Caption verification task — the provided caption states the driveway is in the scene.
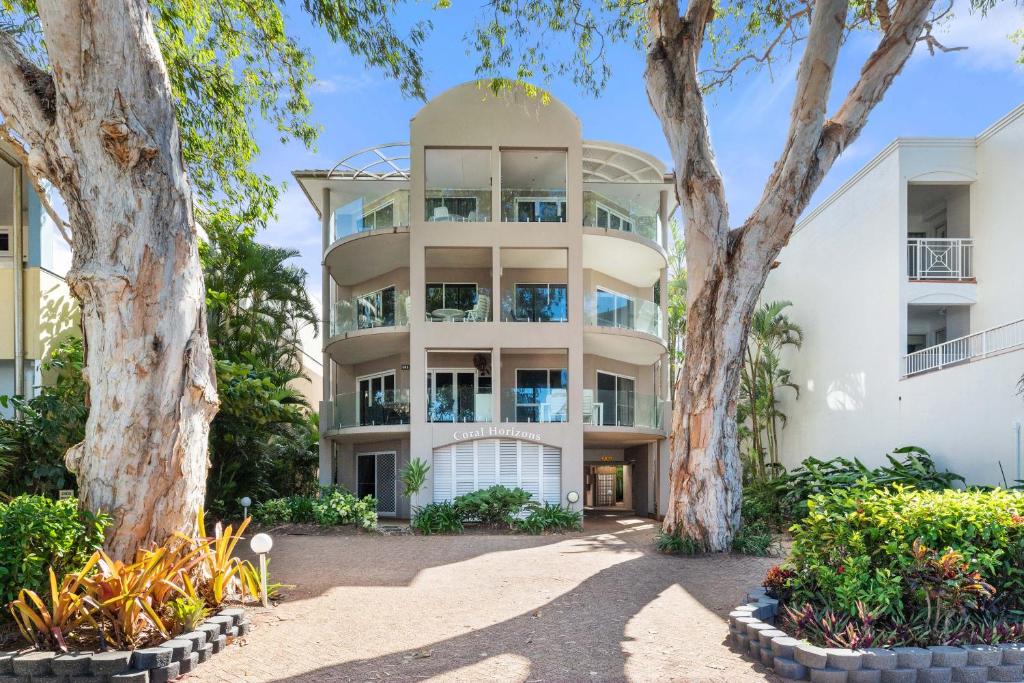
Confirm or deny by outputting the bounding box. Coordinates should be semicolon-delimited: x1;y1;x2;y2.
185;512;779;682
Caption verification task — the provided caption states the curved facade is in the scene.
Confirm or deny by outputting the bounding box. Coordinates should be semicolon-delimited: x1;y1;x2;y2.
295;82;675;519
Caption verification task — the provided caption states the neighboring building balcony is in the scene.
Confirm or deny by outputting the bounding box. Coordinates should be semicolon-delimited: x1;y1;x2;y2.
907;238;974;282
326;390;411;433
903;317;1024;377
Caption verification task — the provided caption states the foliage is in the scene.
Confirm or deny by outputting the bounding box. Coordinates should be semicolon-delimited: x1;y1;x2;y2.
8;565;98;651
512;504;583;534
763;565;795;600
655;530;701;556
737;301;802;482
190;511;260;608
252;488;377;530
778;485;1024;646
410;501;465;535
0;338;86;496
665;219;687;388
400;458;431;497
764;447;965;522
0;495;108;615
732;519;776;556
167;593;209;634
453;485;533;526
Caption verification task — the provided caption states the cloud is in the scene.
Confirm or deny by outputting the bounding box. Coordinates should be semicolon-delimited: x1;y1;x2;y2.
922;0;1024;71
312;72;377;95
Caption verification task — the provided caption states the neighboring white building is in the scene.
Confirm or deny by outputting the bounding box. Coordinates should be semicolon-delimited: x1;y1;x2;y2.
763;104;1024;485
295;82;675;520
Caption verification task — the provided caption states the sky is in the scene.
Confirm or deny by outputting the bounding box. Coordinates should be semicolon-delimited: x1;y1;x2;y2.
46;1;1024;362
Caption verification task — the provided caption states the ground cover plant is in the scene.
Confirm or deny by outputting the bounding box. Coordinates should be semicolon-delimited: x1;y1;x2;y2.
765;486;1024;648
412;485;581;535
251;487;377;530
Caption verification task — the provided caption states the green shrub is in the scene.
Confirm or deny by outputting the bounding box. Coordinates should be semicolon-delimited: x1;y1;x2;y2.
0;495;109;613
411;502;464;535
287;495;318;524
252;488;377;529
732;519;776;556
513;503;582;534
252;498;291;524
655;530;701;555
453;485;532;526
787;485;1024;622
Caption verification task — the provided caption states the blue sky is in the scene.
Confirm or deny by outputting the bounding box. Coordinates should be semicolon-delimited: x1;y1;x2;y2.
251;0;1023;301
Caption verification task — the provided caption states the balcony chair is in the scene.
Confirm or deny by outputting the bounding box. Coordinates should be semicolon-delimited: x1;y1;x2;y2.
431;206;450;221
464;294;491;322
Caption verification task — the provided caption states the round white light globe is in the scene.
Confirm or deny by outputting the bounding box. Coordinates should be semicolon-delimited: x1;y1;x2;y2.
250;533;273;554
240;496;252;508
566;490;580;504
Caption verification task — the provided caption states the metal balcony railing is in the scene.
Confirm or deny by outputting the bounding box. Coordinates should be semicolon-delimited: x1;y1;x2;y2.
903;318;1024;377
907;238;974;281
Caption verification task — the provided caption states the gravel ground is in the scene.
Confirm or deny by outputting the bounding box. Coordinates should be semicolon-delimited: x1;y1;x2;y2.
185;512;780;682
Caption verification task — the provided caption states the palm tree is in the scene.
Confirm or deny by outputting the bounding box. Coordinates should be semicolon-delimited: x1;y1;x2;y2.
666;220;687;393
740;301;803;480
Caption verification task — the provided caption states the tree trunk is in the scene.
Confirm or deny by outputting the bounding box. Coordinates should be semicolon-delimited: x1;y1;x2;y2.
0;1;219;558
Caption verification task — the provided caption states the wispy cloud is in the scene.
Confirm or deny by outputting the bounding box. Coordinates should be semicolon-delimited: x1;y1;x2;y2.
919;0;1024;71
312;71;377;95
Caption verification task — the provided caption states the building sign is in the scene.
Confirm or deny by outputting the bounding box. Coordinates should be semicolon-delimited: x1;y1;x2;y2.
600;456;615;462
453;426;543;442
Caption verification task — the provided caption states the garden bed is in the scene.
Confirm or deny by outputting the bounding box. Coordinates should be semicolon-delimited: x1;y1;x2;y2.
0;607;250;683
728;588;1024;683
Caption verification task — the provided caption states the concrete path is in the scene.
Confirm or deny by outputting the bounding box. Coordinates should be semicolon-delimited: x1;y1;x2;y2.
185;512;779;682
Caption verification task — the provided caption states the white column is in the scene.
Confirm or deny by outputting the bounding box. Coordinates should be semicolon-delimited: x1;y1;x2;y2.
319;187;334;487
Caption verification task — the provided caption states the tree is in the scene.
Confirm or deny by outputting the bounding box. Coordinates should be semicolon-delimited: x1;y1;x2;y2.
666;220;688;393
468;0;1003;549
0;0;428;557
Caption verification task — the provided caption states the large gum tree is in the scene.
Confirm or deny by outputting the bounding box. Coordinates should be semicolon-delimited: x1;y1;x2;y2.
0;0;427;558
469;0;1009;549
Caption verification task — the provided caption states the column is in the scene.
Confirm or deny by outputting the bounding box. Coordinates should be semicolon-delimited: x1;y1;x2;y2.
319;187;333;487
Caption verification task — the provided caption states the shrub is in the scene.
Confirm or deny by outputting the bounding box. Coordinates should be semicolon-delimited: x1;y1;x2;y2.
411;502;464;535
0;495;109;613
779;485;1024;646
252;498;291;524
513;504;582;534
252;488;377;529
732;519;776;556
655;530;701;555
401;458;430;497
454;485;532;526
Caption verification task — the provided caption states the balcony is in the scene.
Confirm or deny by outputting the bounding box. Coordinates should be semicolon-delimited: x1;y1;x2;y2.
330;290;411;337
584;292;663;338
582;390;666;430
500;387;568;423
583;186;663;247
328;390;411;431
903;317;1024;377
908;238;974;281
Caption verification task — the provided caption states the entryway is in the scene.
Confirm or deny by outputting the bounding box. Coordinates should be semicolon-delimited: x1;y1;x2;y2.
584;463;633;510
356;452;397;517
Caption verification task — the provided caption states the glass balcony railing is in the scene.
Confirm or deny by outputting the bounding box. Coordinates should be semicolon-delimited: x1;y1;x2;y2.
332;191;410;242
582;390;666;430
424;193;492;222
426;392;494;423
583;186;663;246
583;292;664;338
329;390;411;430
500;388;569;423
499;285;569;323
425;287;492;322
330;290;410;337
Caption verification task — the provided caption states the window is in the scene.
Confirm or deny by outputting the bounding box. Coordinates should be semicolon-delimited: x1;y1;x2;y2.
515;369;567;423
425;197;478;221
501;149;567;222
357;372;404;425
596;203;634;232
514;284;567;322
426;283;478;316
597;372;635;427
595;288;634;329
356;286;396;329
427;370;480;423
514;198;566;223
361;201;394;230
0;230;8;253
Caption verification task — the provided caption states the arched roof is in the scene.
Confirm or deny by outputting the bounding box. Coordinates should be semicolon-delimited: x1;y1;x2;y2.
582;141;668;183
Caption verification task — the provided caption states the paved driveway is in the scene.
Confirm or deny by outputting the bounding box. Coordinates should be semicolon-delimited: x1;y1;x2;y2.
185;512;779;682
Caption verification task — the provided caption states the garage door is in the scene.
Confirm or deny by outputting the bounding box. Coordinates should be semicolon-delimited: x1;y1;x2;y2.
433;439;561;505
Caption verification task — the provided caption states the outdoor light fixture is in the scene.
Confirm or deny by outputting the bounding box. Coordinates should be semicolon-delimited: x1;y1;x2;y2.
240;496;252;518
250;533;273;607
566;491;580;504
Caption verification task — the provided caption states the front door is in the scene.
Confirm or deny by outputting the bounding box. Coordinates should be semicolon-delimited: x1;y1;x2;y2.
596;470;616;507
356;452;397;516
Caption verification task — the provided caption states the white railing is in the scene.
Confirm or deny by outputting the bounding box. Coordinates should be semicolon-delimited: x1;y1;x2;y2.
907;238;974;280
903;317;1024;377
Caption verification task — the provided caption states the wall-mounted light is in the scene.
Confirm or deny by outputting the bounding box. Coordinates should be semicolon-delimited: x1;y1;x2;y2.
566;491;580;504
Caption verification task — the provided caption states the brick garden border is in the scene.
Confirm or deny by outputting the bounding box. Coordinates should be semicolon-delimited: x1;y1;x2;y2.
0;607;251;683
729;587;1024;683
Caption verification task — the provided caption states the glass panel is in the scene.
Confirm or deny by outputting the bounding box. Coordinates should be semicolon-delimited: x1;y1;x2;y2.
617;376;635;427
596;290;619;328
457;373;476;423
501;150;567;222
333;187;408;240
583;184;662;245
425;148;492;221
597;372;616;427
431;372;455;422
544;285;568;322
357;456;375;499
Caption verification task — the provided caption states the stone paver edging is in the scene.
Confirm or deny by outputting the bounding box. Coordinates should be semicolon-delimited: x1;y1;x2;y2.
729;587;1024;683
0;607;250;683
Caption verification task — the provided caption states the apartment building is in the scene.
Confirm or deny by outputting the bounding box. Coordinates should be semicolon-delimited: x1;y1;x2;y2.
0;143;78;416
763;104;1024;485
296;82;675;519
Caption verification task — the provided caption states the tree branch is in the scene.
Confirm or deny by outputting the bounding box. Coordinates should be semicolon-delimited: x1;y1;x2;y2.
0;30;54;156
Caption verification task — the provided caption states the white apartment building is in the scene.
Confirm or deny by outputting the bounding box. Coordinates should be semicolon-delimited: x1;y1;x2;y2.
764;104;1024;485
295;82;675;519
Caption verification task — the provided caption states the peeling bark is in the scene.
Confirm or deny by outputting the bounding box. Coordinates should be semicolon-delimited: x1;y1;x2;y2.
0;1;218;558
645;0;936;550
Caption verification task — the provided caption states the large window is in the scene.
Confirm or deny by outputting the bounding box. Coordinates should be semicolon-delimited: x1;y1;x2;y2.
515;369;567;423
357;372;403;426
596;372;635;427
425;148;491;221
596;203;634;232
501;150;567;222
361;201;394;230
427;370;489;423
357;286;396;329
595;288;634;329
426;283;478;320
514;284;567;322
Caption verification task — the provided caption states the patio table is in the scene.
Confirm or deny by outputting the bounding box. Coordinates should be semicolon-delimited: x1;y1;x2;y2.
433;308;466;322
